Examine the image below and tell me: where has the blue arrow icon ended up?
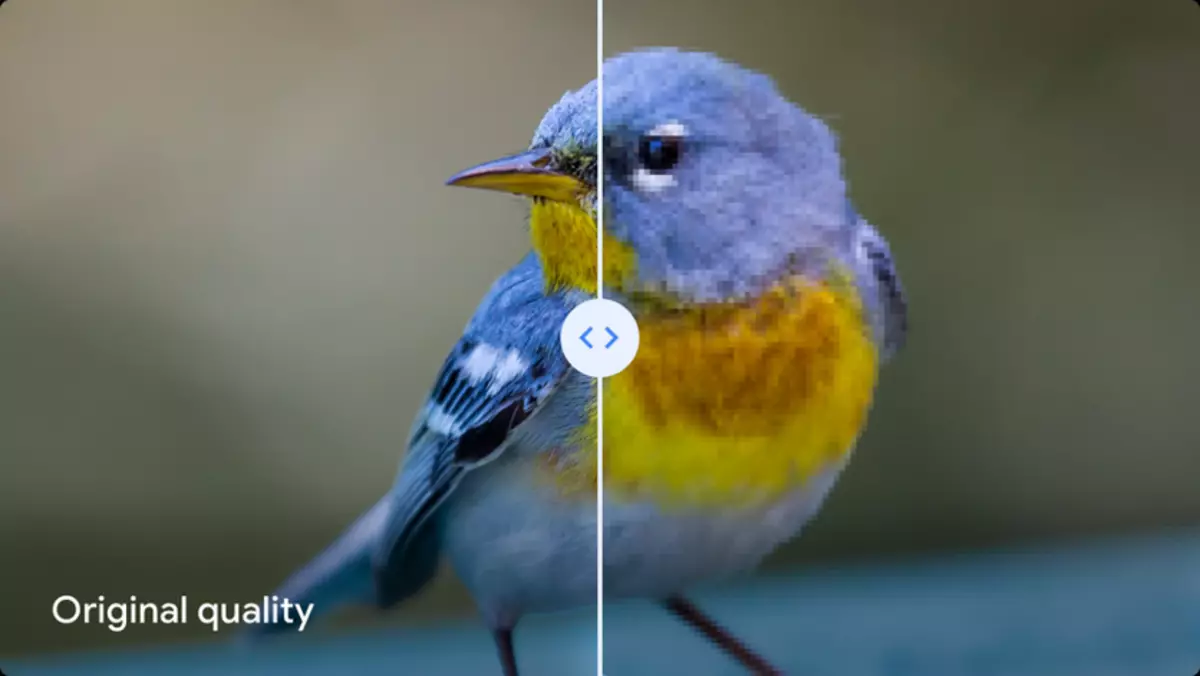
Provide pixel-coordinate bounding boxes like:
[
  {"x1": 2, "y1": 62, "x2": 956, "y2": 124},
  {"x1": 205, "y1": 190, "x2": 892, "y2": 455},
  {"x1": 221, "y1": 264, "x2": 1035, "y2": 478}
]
[
  {"x1": 580, "y1": 327, "x2": 594, "y2": 349},
  {"x1": 605, "y1": 327, "x2": 618, "y2": 349}
]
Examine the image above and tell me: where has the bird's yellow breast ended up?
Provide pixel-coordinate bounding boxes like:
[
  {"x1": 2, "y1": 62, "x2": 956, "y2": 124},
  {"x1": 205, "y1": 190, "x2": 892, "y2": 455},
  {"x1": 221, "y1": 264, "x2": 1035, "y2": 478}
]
[
  {"x1": 553, "y1": 274, "x2": 879, "y2": 508},
  {"x1": 529, "y1": 199, "x2": 633, "y2": 294},
  {"x1": 526, "y1": 199, "x2": 878, "y2": 507}
]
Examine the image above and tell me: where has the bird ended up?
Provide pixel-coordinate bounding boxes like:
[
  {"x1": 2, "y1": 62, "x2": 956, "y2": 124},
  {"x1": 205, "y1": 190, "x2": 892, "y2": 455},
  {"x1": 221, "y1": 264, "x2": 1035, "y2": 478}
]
[{"x1": 246, "y1": 48, "x2": 908, "y2": 676}]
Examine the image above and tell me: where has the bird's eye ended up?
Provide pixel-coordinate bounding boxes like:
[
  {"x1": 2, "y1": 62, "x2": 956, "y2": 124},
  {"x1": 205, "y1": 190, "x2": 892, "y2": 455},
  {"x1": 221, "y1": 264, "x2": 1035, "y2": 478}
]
[
  {"x1": 623, "y1": 122, "x2": 688, "y2": 194},
  {"x1": 638, "y1": 135, "x2": 681, "y2": 173}
]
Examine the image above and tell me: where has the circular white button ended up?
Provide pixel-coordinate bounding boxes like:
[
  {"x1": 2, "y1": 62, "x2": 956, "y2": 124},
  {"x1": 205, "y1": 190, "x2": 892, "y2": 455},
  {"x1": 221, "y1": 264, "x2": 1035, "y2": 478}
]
[{"x1": 559, "y1": 298, "x2": 640, "y2": 378}]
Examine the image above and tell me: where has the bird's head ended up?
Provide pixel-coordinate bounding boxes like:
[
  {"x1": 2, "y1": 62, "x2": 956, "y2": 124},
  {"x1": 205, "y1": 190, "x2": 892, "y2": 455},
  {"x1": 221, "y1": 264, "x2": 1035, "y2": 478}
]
[
  {"x1": 601, "y1": 49, "x2": 852, "y2": 301},
  {"x1": 447, "y1": 48, "x2": 907, "y2": 357},
  {"x1": 446, "y1": 80, "x2": 602, "y2": 292},
  {"x1": 603, "y1": 48, "x2": 906, "y2": 358}
]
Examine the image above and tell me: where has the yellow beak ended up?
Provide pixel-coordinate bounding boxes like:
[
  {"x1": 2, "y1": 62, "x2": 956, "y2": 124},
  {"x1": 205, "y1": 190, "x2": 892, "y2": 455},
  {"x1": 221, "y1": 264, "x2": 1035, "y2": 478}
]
[{"x1": 446, "y1": 148, "x2": 587, "y2": 203}]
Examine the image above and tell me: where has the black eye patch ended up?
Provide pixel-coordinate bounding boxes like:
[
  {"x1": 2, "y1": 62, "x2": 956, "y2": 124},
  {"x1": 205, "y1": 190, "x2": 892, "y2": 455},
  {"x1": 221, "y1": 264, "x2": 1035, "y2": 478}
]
[{"x1": 602, "y1": 134, "x2": 633, "y2": 179}]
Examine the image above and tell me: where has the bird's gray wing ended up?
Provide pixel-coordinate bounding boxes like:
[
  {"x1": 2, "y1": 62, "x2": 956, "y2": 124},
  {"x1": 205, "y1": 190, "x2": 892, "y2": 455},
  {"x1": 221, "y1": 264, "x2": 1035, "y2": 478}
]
[
  {"x1": 852, "y1": 215, "x2": 908, "y2": 360},
  {"x1": 373, "y1": 254, "x2": 576, "y2": 607}
]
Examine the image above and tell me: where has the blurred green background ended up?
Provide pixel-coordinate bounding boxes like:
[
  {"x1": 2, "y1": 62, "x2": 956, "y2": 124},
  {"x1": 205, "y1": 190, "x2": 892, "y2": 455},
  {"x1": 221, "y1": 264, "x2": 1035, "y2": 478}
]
[{"x1": 2, "y1": 0, "x2": 1198, "y2": 661}]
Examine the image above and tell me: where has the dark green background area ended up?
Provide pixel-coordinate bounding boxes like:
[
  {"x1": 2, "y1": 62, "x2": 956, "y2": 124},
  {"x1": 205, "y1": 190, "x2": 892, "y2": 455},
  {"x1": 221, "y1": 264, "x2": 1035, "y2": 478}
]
[{"x1": 2, "y1": 0, "x2": 1198, "y2": 661}]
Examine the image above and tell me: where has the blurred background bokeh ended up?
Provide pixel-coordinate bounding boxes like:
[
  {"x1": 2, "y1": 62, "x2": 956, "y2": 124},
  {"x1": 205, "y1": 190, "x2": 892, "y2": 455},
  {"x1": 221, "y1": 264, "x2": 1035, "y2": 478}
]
[{"x1": 2, "y1": 0, "x2": 1199, "y2": 663}]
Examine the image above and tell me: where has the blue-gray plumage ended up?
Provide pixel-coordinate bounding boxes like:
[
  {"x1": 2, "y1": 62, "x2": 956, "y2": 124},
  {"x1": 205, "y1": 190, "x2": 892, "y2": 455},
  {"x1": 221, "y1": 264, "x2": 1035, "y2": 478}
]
[
  {"x1": 603, "y1": 49, "x2": 853, "y2": 305},
  {"x1": 247, "y1": 253, "x2": 585, "y2": 638},
  {"x1": 250, "y1": 47, "x2": 907, "y2": 676},
  {"x1": 852, "y1": 215, "x2": 908, "y2": 359}
]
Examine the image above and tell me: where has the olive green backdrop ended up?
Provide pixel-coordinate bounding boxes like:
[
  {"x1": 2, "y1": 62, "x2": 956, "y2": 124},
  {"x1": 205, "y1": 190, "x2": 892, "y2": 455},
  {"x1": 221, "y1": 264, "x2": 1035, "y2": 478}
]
[{"x1": 2, "y1": 0, "x2": 1198, "y2": 659}]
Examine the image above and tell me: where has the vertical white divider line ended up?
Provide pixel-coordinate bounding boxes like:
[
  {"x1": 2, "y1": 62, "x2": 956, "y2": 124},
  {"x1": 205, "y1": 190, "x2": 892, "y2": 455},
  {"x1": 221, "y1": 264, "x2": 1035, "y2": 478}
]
[{"x1": 594, "y1": 0, "x2": 605, "y2": 673}]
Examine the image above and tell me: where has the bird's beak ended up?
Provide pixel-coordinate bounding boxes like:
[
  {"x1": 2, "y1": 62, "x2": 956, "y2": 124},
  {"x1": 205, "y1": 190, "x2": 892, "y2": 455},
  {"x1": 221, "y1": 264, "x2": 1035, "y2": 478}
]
[{"x1": 446, "y1": 148, "x2": 586, "y2": 203}]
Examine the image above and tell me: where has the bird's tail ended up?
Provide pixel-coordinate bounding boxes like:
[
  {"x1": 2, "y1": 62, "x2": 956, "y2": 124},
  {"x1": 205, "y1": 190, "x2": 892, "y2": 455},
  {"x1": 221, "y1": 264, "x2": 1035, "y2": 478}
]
[{"x1": 240, "y1": 496, "x2": 391, "y2": 642}]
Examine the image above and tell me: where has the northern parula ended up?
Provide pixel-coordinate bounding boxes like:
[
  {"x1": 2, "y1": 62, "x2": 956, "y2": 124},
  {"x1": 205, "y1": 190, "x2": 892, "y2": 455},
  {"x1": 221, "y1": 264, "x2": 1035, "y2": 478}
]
[{"x1": 250, "y1": 48, "x2": 907, "y2": 676}]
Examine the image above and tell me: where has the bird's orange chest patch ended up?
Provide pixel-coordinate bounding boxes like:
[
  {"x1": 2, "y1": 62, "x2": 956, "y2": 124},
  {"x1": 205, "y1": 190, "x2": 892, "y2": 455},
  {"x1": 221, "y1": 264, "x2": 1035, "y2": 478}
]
[{"x1": 598, "y1": 276, "x2": 880, "y2": 506}]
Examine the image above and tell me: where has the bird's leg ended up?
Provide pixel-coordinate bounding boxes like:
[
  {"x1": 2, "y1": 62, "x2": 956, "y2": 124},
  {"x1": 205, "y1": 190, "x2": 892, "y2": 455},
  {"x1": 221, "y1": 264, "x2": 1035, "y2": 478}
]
[
  {"x1": 492, "y1": 627, "x2": 519, "y2": 676},
  {"x1": 662, "y1": 595, "x2": 782, "y2": 675}
]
